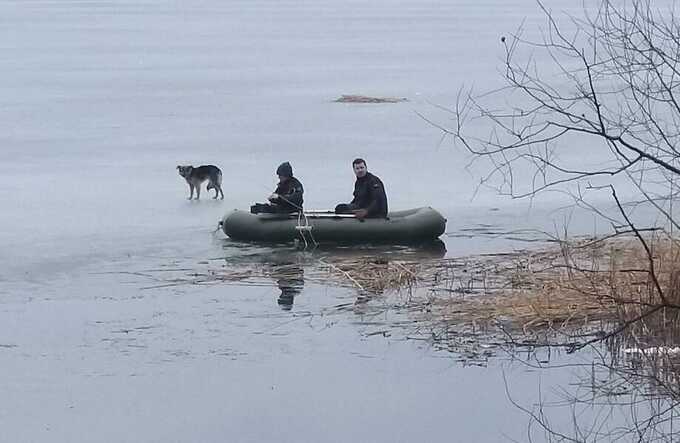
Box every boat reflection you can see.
[269,262,304,311]
[313,239,447,261]
[219,239,447,308]
[220,238,446,262]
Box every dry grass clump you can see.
[418,234,680,339]
[135,255,423,294]
[319,257,419,293]
[334,94,407,103]
[428,284,616,334]
[603,236,680,346]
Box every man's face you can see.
[278,174,289,183]
[353,162,367,178]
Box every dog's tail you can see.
[215,170,223,186]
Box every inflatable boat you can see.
[220,207,447,244]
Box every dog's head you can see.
[177,165,194,178]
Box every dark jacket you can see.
[351,172,388,218]
[272,176,304,212]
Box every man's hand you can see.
[268,193,279,201]
[353,209,368,220]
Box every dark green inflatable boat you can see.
[221,207,447,244]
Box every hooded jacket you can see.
[271,176,304,212]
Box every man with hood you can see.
[251,162,304,214]
[335,158,388,219]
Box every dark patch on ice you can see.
[334,94,407,103]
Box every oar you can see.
[302,209,336,214]
[303,212,356,218]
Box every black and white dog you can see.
[177,165,224,200]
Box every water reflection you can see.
[315,239,447,262]
[220,238,447,264]
[269,263,304,310]
[219,239,447,309]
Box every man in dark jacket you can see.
[251,162,304,214]
[335,158,388,219]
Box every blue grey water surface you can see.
[0,1,645,442]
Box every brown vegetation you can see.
[334,94,407,103]
[426,234,680,340]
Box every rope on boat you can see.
[271,191,317,250]
[220,183,321,249]
[213,219,224,234]
[296,210,318,249]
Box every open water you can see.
[0,1,645,441]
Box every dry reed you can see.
[334,95,407,103]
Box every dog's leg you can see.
[195,185,201,200]
[207,179,220,199]
[188,184,194,200]
[215,171,224,200]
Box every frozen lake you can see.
[0,1,636,441]
[0,0,604,281]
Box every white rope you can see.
[256,181,318,249]
[297,211,309,249]
[295,210,318,250]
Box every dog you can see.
[177,165,224,200]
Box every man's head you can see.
[352,158,367,178]
[276,162,293,182]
